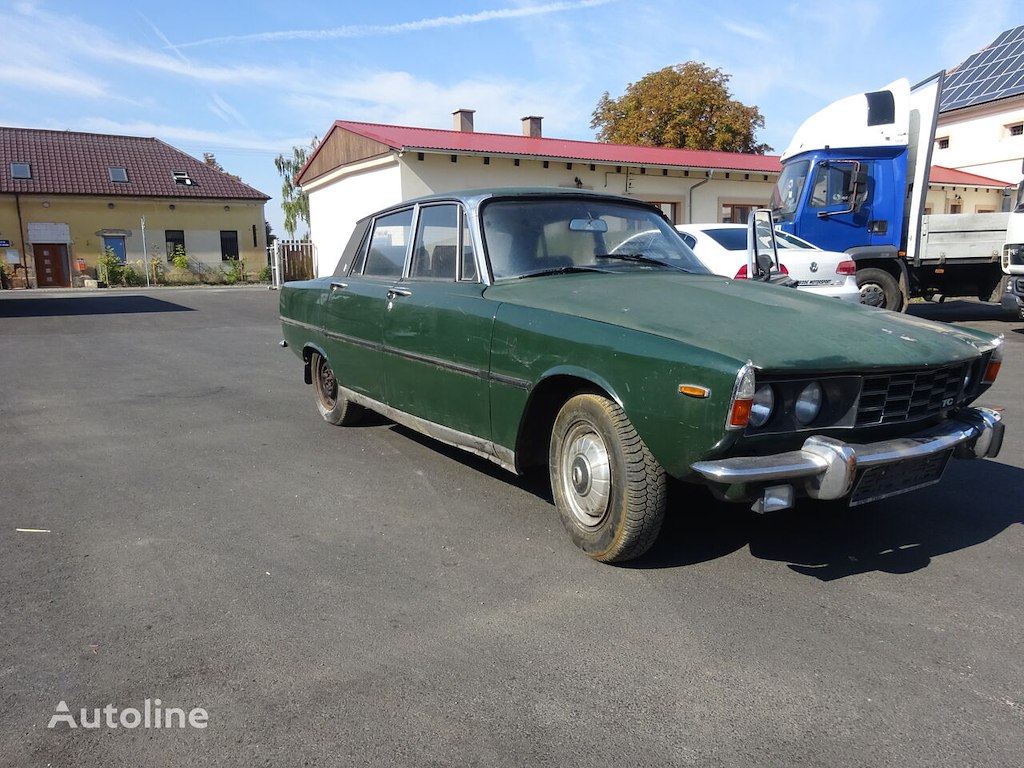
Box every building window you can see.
[109,166,128,182]
[936,136,950,150]
[103,236,127,264]
[220,230,239,261]
[720,203,755,223]
[10,162,31,179]
[1008,123,1023,137]
[173,171,194,186]
[165,230,185,262]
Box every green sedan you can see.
[280,188,1005,563]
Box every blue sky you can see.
[0,0,1017,236]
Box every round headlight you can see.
[748,385,774,428]
[794,381,823,425]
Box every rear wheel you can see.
[857,267,902,310]
[549,394,666,563]
[311,351,363,426]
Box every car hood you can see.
[484,272,995,371]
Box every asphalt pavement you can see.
[1,287,1021,767]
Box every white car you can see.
[675,224,861,302]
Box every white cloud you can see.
[0,64,108,98]
[721,21,771,43]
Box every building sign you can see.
[0,239,10,247]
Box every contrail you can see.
[174,0,614,49]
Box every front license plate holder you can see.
[849,449,953,507]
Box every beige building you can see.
[1,127,270,288]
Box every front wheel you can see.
[549,394,667,563]
[857,267,903,310]
[311,351,363,426]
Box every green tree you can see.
[590,62,771,154]
[274,137,318,238]
[203,152,241,181]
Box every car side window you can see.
[410,204,458,280]
[363,208,413,277]
[459,212,478,282]
[810,164,853,209]
[340,218,371,276]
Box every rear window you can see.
[702,228,747,251]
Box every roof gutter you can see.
[688,170,713,223]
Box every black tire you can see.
[311,351,363,426]
[549,394,667,563]
[857,267,903,310]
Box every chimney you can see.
[452,109,475,132]
[521,115,543,138]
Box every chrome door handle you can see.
[329,281,348,291]
[387,287,412,299]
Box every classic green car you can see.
[280,188,1005,563]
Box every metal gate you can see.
[269,240,317,288]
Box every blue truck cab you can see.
[770,75,949,310]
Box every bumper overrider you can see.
[691,407,1004,513]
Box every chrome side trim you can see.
[341,387,518,474]
[281,317,320,334]
[690,406,1003,501]
[283,318,531,390]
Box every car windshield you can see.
[481,197,709,280]
[770,159,810,223]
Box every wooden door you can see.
[32,243,69,287]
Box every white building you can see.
[933,25,1024,192]
[297,113,780,277]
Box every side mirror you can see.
[748,209,780,281]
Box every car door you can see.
[382,203,494,438]
[321,208,413,400]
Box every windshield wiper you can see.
[595,253,691,272]
[516,265,605,279]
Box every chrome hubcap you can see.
[317,359,337,407]
[560,423,611,528]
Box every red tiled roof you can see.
[301,120,1015,191]
[927,165,1011,187]
[0,127,269,200]
[325,119,783,173]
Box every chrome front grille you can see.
[856,364,967,426]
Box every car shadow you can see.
[0,295,194,317]
[635,459,1024,579]
[383,423,1021,580]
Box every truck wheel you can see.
[857,268,902,310]
[311,351,363,426]
[549,394,666,563]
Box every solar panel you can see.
[940,25,1024,111]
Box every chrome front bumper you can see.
[691,407,1004,509]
